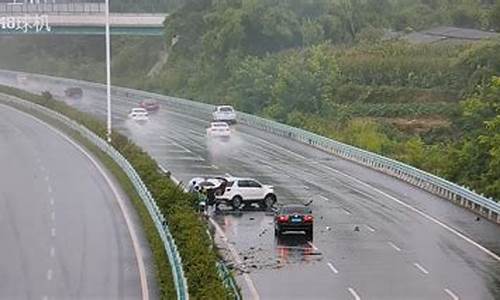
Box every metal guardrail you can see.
[0,3,105,14]
[2,69,499,225]
[0,92,189,300]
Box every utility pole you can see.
[105,0,112,142]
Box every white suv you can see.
[216,177,276,209]
[212,105,236,124]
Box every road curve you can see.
[0,102,149,299]
[2,73,500,299]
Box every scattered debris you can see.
[354,226,360,232]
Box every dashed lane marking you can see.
[365,225,376,232]
[342,208,352,215]
[388,242,401,252]
[307,241,319,251]
[413,262,429,275]
[327,262,339,274]
[444,288,460,300]
[348,287,361,300]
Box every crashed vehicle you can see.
[215,177,276,210]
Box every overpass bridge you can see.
[0,2,167,35]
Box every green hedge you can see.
[0,85,233,299]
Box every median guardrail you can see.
[0,92,189,300]
[1,69,499,225]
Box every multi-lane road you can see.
[0,101,152,299]
[1,73,499,299]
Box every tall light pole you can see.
[105,0,112,142]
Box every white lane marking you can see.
[162,156,205,161]
[152,149,191,154]
[444,288,460,300]
[413,262,429,275]
[47,269,53,281]
[327,262,339,274]
[211,164,219,169]
[51,211,55,221]
[348,287,361,300]
[51,228,56,237]
[342,208,352,215]
[50,247,55,257]
[169,140,193,154]
[49,197,54,206]
[307,241,318,251]
[365,225,376,232]
[319,195,329,201]
[209,218,260,300]
[47,185,52,193]
[44,175,49,181]
[243,130,500,262]
[42,296,48,300]
[388,241,401,252]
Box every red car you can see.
[139,99,160,112]
[274,204,313,239]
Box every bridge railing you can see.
[0,2,105,14]
[2,69,499,225]
[0,91,189,300]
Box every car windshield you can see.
[281,206,310,214]
[219,107,233,112]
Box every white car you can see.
[206,122,231,138]
[216,177,276,210]
[212,105,236,124]
[128,107,149,121]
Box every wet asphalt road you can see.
[2,74,500,299]
[0,102,145,299]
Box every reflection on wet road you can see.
[1,72,499,299]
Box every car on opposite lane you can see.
[274,204,313,239]
[206,122,231,138]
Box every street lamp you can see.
[105,0,111,142]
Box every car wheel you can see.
[231,196,242,210]
[263,194,276,209]
[306,227,313,240]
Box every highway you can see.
[2,74,500,299]
[0,101,151,299]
